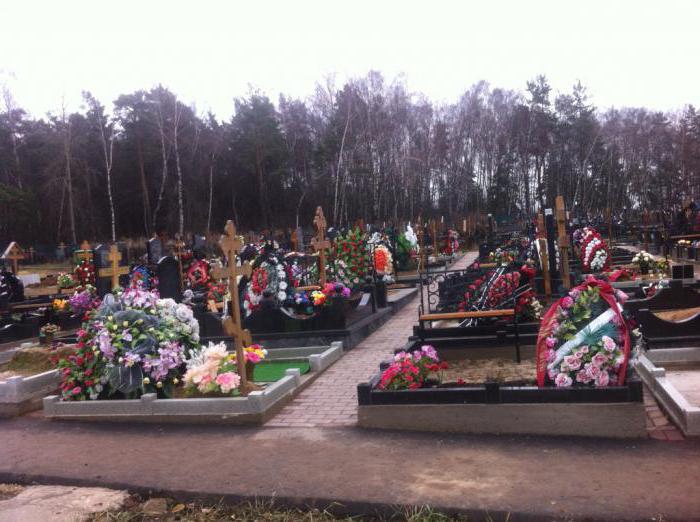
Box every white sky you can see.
[1,0,698,119]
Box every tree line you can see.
[1,71,699,245]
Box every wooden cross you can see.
[311,206,330,287]
[100,244,130,290]
[211,220,258,396]
[2,242,24,274]
[555,196,571,289]
[290,228,298,252]
[430,219,438,254]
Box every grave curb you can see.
[0,369,60,418]
[41,343,343,425]
[635,351,700,436]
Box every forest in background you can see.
[1,71,699,245]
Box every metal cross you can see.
[311,206,330,287]
[211,220,257,395]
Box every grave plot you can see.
[43,221,344,424]
[413,263,543,351]
[0,343,75,417]
[201,207,418,349]
[358,276,646,438]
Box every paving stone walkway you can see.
[267,253,477,427]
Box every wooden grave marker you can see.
[311,206,330,287]
[211,220,258,396]
[555,196,571,289]
[1,242,24,274]
[99,244,130,291]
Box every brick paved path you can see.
[267,252,477,427]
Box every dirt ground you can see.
[441,357,537,385]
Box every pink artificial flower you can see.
[575,350,584,359]
[579,345,589,354]
[546,349,556,362]
[602,336,616,352]
[546,337,557,348]
[595,371,610,387]
[216,372,241,393]
[576,369,592,383]
[561,296,574,309]
[569,289,581,299]
[555,373,573,387]
[564,355,581,371]
[586,363,601,379]
[547,368,559,381]
[246,352,262,364]
[592,353,609,367]
[615,289,629,304]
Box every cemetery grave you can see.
[358,274,647,438]
[40,220,346,424]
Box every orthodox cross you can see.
[76,240,93,262]
[311,206,330,287]
[100,244,130,290]
[2,242,24,274]
[211,220,257,396]
[555,196,571,289]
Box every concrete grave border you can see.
[635,348,700,436]
[43,341,343,424]
[1,369,60,417]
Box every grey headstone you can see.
[147,237,163,264]
[157,256,182,301]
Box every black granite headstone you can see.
[147,236,163,265]
[93,244,111,296]
[157,255,182,301]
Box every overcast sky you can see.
[1,0,698,119]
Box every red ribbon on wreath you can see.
[535,276,631,387]
[187,260,209,288]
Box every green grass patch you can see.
[252,359,311,382]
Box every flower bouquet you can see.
[68,285,99,318]
[580,227,609,272]
[631,250,656,275]
[329,227,370,292]
[182,342,267,395]
[536,277,632,388]
[39,323,61,345]
[57,273,76,290]
[58,284,200,401]
[377,345,447,390]
[73,259,96,287]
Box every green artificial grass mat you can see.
[252,359,311,382]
